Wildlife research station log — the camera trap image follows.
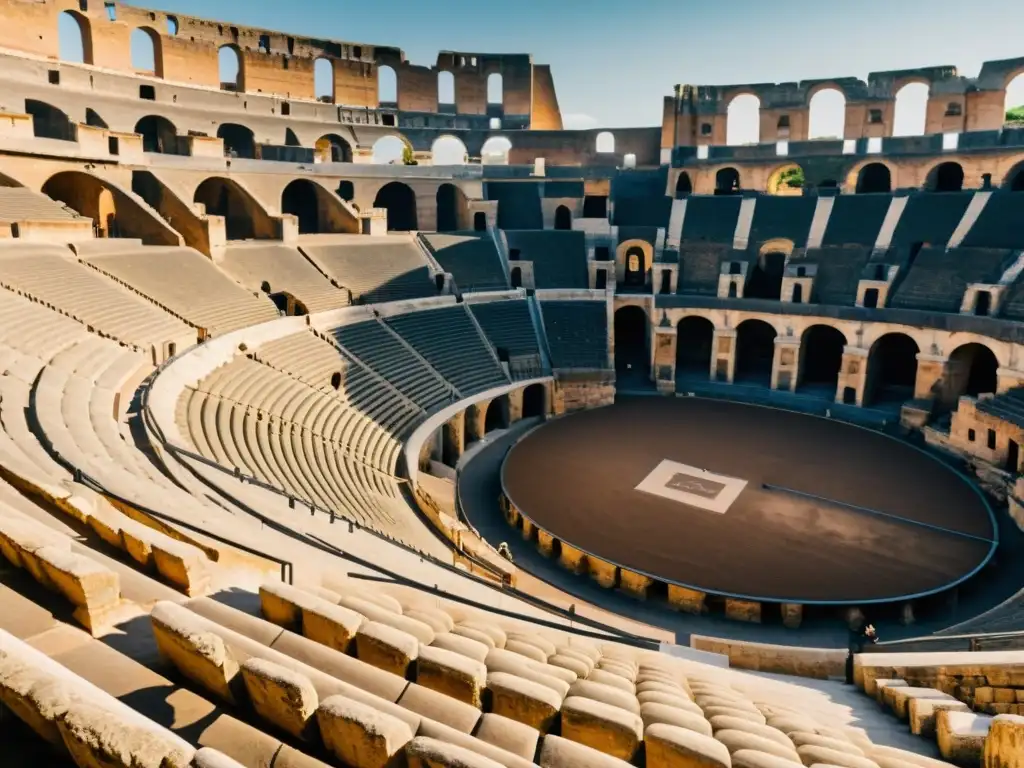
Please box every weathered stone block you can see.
[416,645,487,708]
[937,709,992,766]
[983,714,1024,768]
[355,621,419,677]
[560,695,643,761]
[240,657,319,740]
[644,722,732,768]
[486,672,561,732]
[316,694,413,768]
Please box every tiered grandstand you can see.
[1,1,1024,767]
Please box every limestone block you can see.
[432,632,490,662]
[549,654,591,678]
[36,546,121,635]
[781,604,803,629]
[506,639,548,664]
[639,680,691,698]
[301,601,365,653]
[709,716,796,751]
[560,695,643,761]
[598,659,637,682]
[150,601,241,704]
[641,703,713,736]
[259,582,318,629]
[701,706,766,725]
[568,679,640,714]
[868,746,954,768]
[240,657,319,740]
[874,680,908,706]
[397,683,481,734]
[696,695,759,712]
[506,633,557,658]
[936,710,991,766]
[732,750,804,768]
[0,514,68,571]
[316,694,413,768]
[536,662,577,686]
[908,696,972,738]
[669,584,707,615]
[768,717,829,736]
[486,671,562,732]
[150,537,211,597]
[452,625,497,650]
[725,599,763,623]
[417,645,487,708]
[645,722,733,768]
[356,621,420,677]
[472,713,540,761]
[458,621,507,650]
[589,669,636,694]
[641,690,707,714]
[618,569,654,599]
[558,643,601,664]
[486,649,570,697]
[340,596,435,644]
[406,609,455,634]
[57,700,195,768]
[536,529,556,557]
[983,714,1024,768]
[716,730,800,762]
[891,687,957,721]
[796,744,878,768]
[405,736,504,768]
[789,732,864,756]
[193,747,249,768]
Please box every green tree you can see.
[402,145,418,166]
[779,166,805,188]
[1007,105,1024,122]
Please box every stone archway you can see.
[943,343,999,407]
[195,176,274,240]
[521,383,546,418]
[615,239,653,289]
[799,325,847,397]
[614,306,649,380]
[373,181,418,231]
[867,333,919,406]
[734,319,777,386]
[676,316,714,384]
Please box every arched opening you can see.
[315,134,352,163]
[58,11,92,64]
[43,171,174,243]
[1004,72,1024,126]
[623,246,646,287]
[481,137,512,165]
[799,325,846,396]
[217,123,255,159]
[856,163,892,194]
[554,206,571,231]
[946,343,998,404]
[85,109,108,129]
[337,180,355,202]
[727,94,761,146]
[330,371,342,390]
[436,183,459,232]
[596,132,615,154]
[487,73,503,105]
[135,115,177,154]
[521,383,545,419]
[378,65,397,104]
[867,333,919,405]
[130,27,162,77]
[373,182,417,231]
[893,82,929,136]
[371,135,407,165]
[284,128,300,147]
[675,316,714,382]
[437,71,455,109]
[166,16,178,35]
[746,247,789,300]
[25,100,75,141]
[675,172,692,199]
[715,167,741,196]
[510,267,522,289]
[195,177,260,240]
[735,320,777,386]
[808,88,846,140]
[314,58,334,102]
[614,306,648,378]
[218,45,243,92]
[927,162,965,192]
[484,397,509,434]
[1005,161,1024,191]
[431,136,467,165]
[473,212,487,231]
[282,179,326,234]
[767,163,805,196]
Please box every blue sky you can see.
[67,0,1024,132]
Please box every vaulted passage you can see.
[217,123,255,159]
[868,333,919,406]
[436,183,459,232]
[944,343,998,407]
[194,177,270,240]
[373,182,418,231]
[675,316,714,381]
[281,179,322,234]
[614,306,648,378]
[135,115,178,154]
[799,325,846,395]
[857,163,892,194]
[734,319,777,386]
[745,251,786,300]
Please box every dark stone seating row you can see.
[794,245,873,306]
[961,191,1024,249]
[506,231,589,289]
[302,240,436,304]
[890,193,974,249]
[470,299,542,378]
[422,233,508,293]
[540,300,609,369]
[889,246,1010,314]
[747,195,817,247]
[821,195,892,246]
[677,243,733,295]
[679,197,742,243]
[976,386,1024,429]
[487,182,543,230]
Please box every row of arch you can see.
[676,159,1023,198]
[614,307,1000,407]
[723,76,1024,146]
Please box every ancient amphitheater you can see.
[2,1,1024,767]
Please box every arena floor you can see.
[501,397,996,603]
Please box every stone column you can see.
[712,328,737,383]
[619,569,654,599]
[835,346,869,406]
[465,402,487,444]
[668,585,706,615]
[914,353,950,403]
[772,336,801,392]
[781,603,803,629]
[442,411,465,466]
[588,558,619,589]
[724,598,762,623]
[653,326,677,394]
[558,543,587,574]
[536,530,555,558]
[508,388,524,424]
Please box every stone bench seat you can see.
[936,710,992,765]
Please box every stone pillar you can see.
[667,585,706,615]
[836,346,869,406]
[465,402,487,444]
[503,499,520,528]
[536,530,555,558]
[780,603,803,629]
[724,598,762,623]
[618,569,654,599]
[915,353,950,403]
[508,388,524,423]
[442,411,465,465]
[901,601,915,626]
[997,368,1024,395]
[772,337,801,393]
[654,327,677,394]
[712,329,737,383]
[558,542,587,574]
[588,558,619,589]
[520,517,535,541]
